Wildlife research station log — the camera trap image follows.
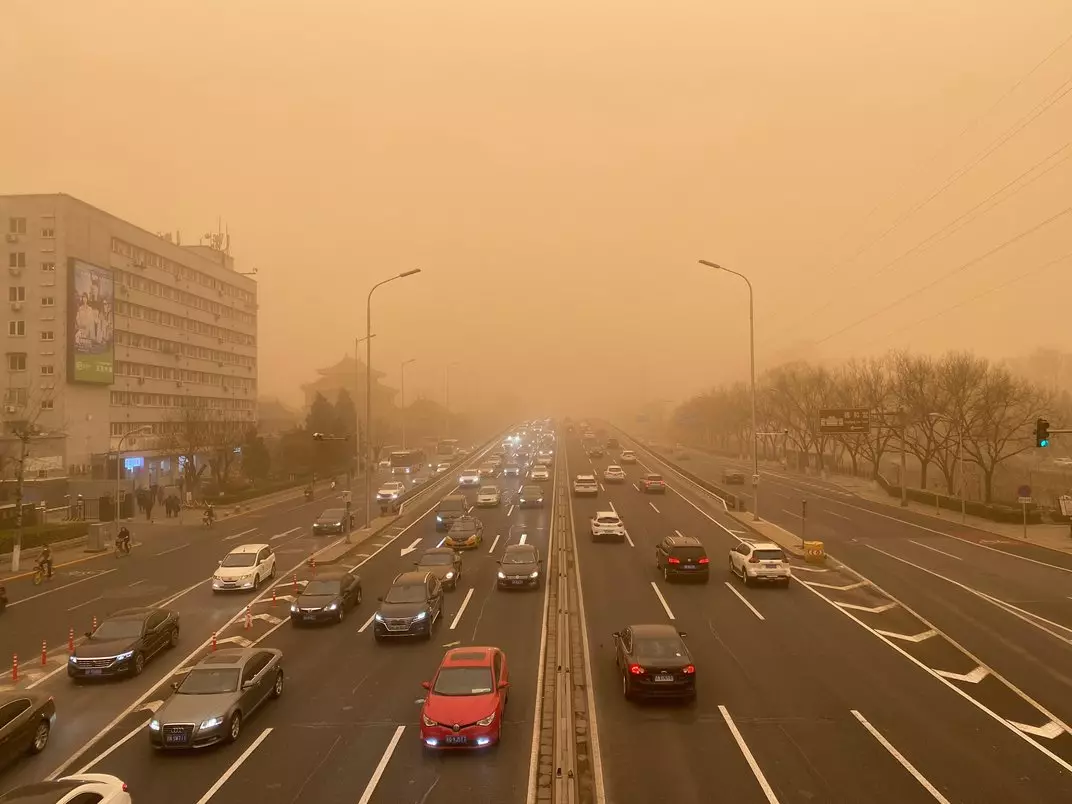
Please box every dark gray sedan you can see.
[149,647,283,749]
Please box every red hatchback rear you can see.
[639,473,666,493]
[420,646,509,749]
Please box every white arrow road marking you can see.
[216,636,254,649]
[835,601,897,614]
[874,628,938,643]
[450,588,474,630]
[801,580,868,591]
[225,527,259,542]
[934,666,988,684]
[400,538,422,557]
[1009,720,1065,739]
[271,527,301,541]
[252,614,283,625]
[488,534,500,553]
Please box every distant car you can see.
[638,473,666,494]
[374,571,444,641]
[149,648,284,748]
[613,624,696,702]
[588,446,605,458]
[530,465,550,482]
[603,465,626,483]
[313,508,351,535]
[420,646,509,748]
[378,457,392,470]
[517,484,544,508]
[655,534,709,583]
[435,494,468,532]
[479,464,497,478]
[0,776,132,804]
[496,544,542,589]
[729,542,790,587]
[502,462,521,477]
[213,544,276,592]
[573,475,599,496]
[376,481,406,503]
[476,485,502,507]
[590,511,626,542]
[434,462,451,475]
[290,571,363,624]
[487,455,503,468]
[414,547,463,591]
[0,689,56,769]
[445,515,485,549]
[537,450,554,465]
[619,450,637,464]
[459,469,481,487]
[606,438,620,450]
[722,470,745,485]
[69,607,179,680]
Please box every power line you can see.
[807,205,1072,347]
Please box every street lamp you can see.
[353,333,376,485]
[400,358,417,449]
[698,259,759,522]
[444,361,461,438]
[365,269,422,527]
[116,425,153,524]
[928,412,966,523]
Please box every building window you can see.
[41,261,55,272]
[40,296,54,307]
[40,364,54,375]
[41,226,55,239]
[8,252,26,268]
[8,321,25,336]
[8,217,26,234]
[7,353,27,371]
[8,287,26,302]
[41,399,54,411]
[40,330,54,342]
[4,387,27,405]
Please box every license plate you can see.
[763,563,780,568]
[165,733,187,744]
[304,613,316,620]
[684,565,696,570]
[654,674,674,682]
[512,580,524,585]
[444,735,467,745]
[85,669,102,676]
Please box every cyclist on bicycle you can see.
[203,504,216,526]
[116,526,131,554]
[37,545,54,580]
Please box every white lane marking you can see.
[436,537,446,548]
[488,534,501,553]
[724,582,765,620]
[934,666,988,684]
[836,601,898,613]
[357,726,406,804]
[674,529,685,539]
[624,531,635,548]
[1010,720,1064,739]
[224,527,259,542]
[450,587,475,629]
[157,576,213,608]
[719,705,780,803]
[608,501,617,515]
[508,505,515,517]
[826,510,851,521]
[519,533,527,545]
[649,502,660,514]
[851,710,951,803]
[400,537,421,557]
[358,612,377,633]
[649,581,675,620]
[194,727,274,804]
[780,508,798,518]
[270,526,301,541]
[907,540,962,560]
[67,594,104,612]
[7,569,118,608]
[874,628,938,643]
[155,542,188,557]
[27,662,70,689]
[801,580,868,591]
[600,483,605,492]
[631,483,639,491]
[128,579,146,587]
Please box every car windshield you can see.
[634,636,688,660]
[439,499,465,512]
[419,553,453,566]
[521,487,541,496]
[385,583,427,604]
[596,517,620,525]
[178,667,241,694]
[671,547,707,561]
[90,618,144,641]
[321,509,345,519]
[303,579,342,595]
[577,477,595,484]
[479,486,498,495]
[432,666,495,696]
[463,469,479,476]
[606,466,622,472]
[381,484,402,493]
[503,548,537,564]
[221,552,258,568]
[449,520,475,534]
[754,549,786,562]
[646,475,664,482]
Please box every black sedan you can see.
[68,606,179,680]
[517,484,544,508]
[290,571,362,625]
[496,544,542,590]
[0,690,55,769]
[613,624,695,702]
[414,547,462,591]
[312,508,352,535]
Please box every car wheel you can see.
[663,567,670,582]
[168,627,180,649]
[227,712,242,743]
[253,573,261,592]
[271,670,284,698]
[132,651,146,676]
[30,720,50,754]
[728,558,735,576]
[621,672,632,701]
[269,563,277,580]
[336,606,346,623]
[356,588,363,605]
[742,572,750,587]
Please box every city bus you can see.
[390,449,427,475]
[436,439,460,461]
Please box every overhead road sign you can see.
[818,408,872,435]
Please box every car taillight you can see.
[668,557,680,564]
[122,784,129,792]
[683,664,695,674]
[698,557,709,564]
[749,556,760,563]
[629,663,645,675]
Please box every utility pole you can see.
[10,428,30,573]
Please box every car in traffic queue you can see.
[619,449,637,464]
[149,648,284,749]
[433,462,451,475]
[638,473,666,494]
[0,775,132,804]
[530,465,550,482]
[496,544,542,589]
[444,515,484,549]
[729,541,791,587]
[722,469,745,485]
[590,511,627,542]
[376,481,407,506]
[655,533,710,583]
[0,690,56,770]
[502,461,521,477]
[536,450,554,466]
[606,437,620,450]
[476,485,502,507]
[516,484,544,509]
[435,494,469,532]
[603,465,626,483]
[459,468,481,488]
[69,607,179,680]
[613,624,696,702]
[312,507,352,535]
[420,646,510,749]
[414,547,463,591]
[587,445,605,458]
[290,571,363,625]
[478,464,498,478]
[374,571,444,641]
[572,474,599,497]
[212,544,277,592]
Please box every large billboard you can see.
[67,258,115,384]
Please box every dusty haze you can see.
[3,0,1070,418]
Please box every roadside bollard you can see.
[91,615,97,633]
[12,654,18,683]
[245,606,252,630]
[292,574,298,595]
[211,632,217,651]
[310,558,317,577]
[68,628,75,653]
[272,588,277,606]
[41,640,47,667]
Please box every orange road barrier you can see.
[803,540,826,564]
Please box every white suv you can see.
[213,544,277,592]
[573,475,599,496]
[729,541,790,587]
[590,511,626,542]
[459,468,481,487]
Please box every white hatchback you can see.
[729,541,790,587]
[213,544,276,592]
[531,465,550,481]
[603,465,626,483]
[590,511,626,542]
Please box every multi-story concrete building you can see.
[1,193,257,505]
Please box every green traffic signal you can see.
[1036,418,1050,448]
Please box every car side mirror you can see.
[242,679,256,689]
[611,631,619,638]
[421,680,431,690]
[218,560,223,566]
[538,559,543,564]
[678,631,688,638]
[171,681,180,691]
[412,562,418,566]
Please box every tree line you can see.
[669,351,1071,503]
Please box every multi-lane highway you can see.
[5,422,1072,803]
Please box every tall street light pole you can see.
[400,358,417,449]
[365,269,422,527]
[698,259,759,522]
[353,333,376,487]
[928,412,966,523]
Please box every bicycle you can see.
[115,538,131,557]
[32,564,51,586]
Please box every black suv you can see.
[435,494,468,532]
[373,571,444,641]
[655,534,710,584]
[68,606,180,679]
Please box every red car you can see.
[420,646,509,749]
[639,473,666,494]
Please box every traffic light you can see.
[1036,418,1050,448]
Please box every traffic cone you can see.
[68,627,74,653]
[41,640,47,667]
[12,654,17,683]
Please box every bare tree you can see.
[892,352,946,488]
[206,413,247,492]
[763,362,833,471]
[166,402,214,494]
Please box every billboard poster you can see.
[68,258,115,384]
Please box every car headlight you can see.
[116,650,134,662]
[374,613,384,622]
[327,602,338,611]
[414,611,428,621]
[68,656,77,664]
[200,716,224,730]
[497,571,506,579]
[445,571,454,579]
[149,719,161,731]
[291,604,299,613]
[530,571,539,578]
[422,714,437,727]
[477,712,496,726]
[519,498,526,503]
